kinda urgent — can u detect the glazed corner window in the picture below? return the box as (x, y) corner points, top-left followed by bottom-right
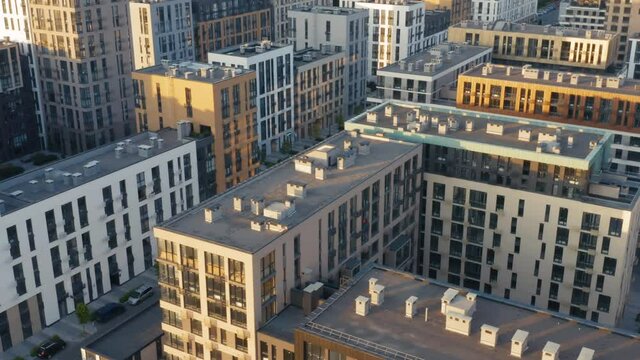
(228, 259), (245, 284)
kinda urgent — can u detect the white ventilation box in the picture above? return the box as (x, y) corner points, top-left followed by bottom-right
(577, 347), (595, 360)
(355, 296), (370, 316)
(286, 181), (307, 198)
(233, 196), (244, 212)
(385, 105), (393, 116)
(337, 153), (356, 170)
(371, 285), (385, 306)
(358, 141), (370, 155)
(438, 122), (448, 135)
(510, 330), (529, 358)
(367, 112), (378, 123)
(314, 167), (326, 180)
(518, 128), (532, 141)
(250, 197), (264, 216)
(204, 205), (221, 223)
(368, 278), (378, 293)
(343, 139), (353, 150)
(538, 132), (557, 144)
(250, 220), (264, 232)
(465, 120), (474, 132)
(480, 324), (499, 347)
(486, 122), (504, 136)
(405, 296), (418, 318)
(541, 341), (560, 360)
(441, 288), (459, 314)
(445, 311), (472, 336)
(294, 157), (314, 174)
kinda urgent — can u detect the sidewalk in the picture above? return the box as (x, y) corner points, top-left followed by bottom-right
(4, 269), (158, 360)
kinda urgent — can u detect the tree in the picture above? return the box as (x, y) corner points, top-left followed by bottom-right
(75, 303), (92, 334)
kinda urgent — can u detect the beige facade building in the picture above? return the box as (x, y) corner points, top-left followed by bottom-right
(28, 0), (134, 154)
(448, 21), (620, 71)
(347, 101), (640, 326)
(293, 49), (347, 139)
(129, 0), (195, 70)
(605, 0), (640, 63)
(132, 62), (260, 196)
(423, 0), (472, 25)
(194, 8), (272, 62)
(154, 131), (422, 359)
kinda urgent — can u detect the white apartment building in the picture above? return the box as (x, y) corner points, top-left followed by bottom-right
(288, 6), (369, 115)
(341, 0), (428, 77)
(0, 0), (46, 149)
(271, 0), (331, 42)
(155, 131), (422, 360)
(208, 41), (294, 155)
(293, 49), (347, 138)
(129, 0), (195, 70)
(346, 101), (640, 326)
(471, 0), (537, 22)
(558, 1), (606, 30)
(0, 129), (200, 352)
(626, 34), (640, 80)
(372, 42), (491, 103)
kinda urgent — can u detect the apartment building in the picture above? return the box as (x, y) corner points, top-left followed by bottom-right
(272, 0), (331, 42)
(129, 0), (195, 70)
(346, 101), (640, 326)
(286, 266), (639, 359)
(0, 129), (200, 353)
(605, 0), (640, 63)
(470, 0), (536, 22)
(132, 61), (260, 196)
(558, 0), (606, 30)
(0, 0), (46, 149)
(448, 21), (620, 71)
(154, 131), (422, 360)
(288, 6), (369, 115)
(627, 33), (640, 79)
(194, 8), (272, 62)
(372, 42), (491, 104)
(0, 39), (40, 161)
(423, 0), (472, 25)
(208, 41), (294, 155)
(293, 49), (347, 139)
(456, 63), (640, 175)
(28, 0), (135, 155)
(341, 0), (431, 77)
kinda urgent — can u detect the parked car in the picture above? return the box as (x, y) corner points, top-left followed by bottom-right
(37, 337), (66, 359)
(128, 284), (153, 305)
(93, 302), (126, 323)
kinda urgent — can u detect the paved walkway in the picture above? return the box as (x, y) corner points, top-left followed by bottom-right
(4, 269), (158, 360)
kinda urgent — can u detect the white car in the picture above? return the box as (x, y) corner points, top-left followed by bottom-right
(128, 284), (153, 305)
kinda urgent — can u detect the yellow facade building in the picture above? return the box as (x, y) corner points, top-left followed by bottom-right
(132, 62), (260, 195)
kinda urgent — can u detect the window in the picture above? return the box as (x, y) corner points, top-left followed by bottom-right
(433, 183), (445, 200)
(551, 265), (564, 282)
(603, 257), (617, 275)
(558, 208), (568, 226)
(7, 226), (20, 259)
(469, 190), (487, 208)
(136, 172), (147, 201)
(510, 217), (517, 234)
(453, 187), (466, 204)
(514, 237), (521, 254)
(517, 199), (525, 217)
(581, 212), (600, 231)
(556, 227), (569, 245)
(495, 195), (505, 211)
(601, 237), (610, 255)
(597, 295), (611, 313)
(608, 218), (623, 237)
(205, 253), (224, 277)
(229, 259), (245, 284)
(229, 284), (246, 308)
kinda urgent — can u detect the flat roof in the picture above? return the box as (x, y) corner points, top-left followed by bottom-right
(83, 305), (162, 359)
(453, 20), (617, 40)
(134, 61), (254, 84)
(346, 101), (606, 170)
(159, 132), (420, 253)
(259, 305), (306, 344)
(214, 41), (292, 58)
(462, 63), (640, 97)
(301, 266), (640, 360)
(293, 49), (345, 68)
(377, 43), (491, 78)
(0, 128), (193, 214)
(289, 5), (367, 15)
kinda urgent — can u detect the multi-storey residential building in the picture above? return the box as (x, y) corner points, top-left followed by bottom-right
(129, 0), (195, 70)
(448, 21), (619, 71)
(208, 41), (294, 155)
(347, 101), (640, 326)
(154, 131), (422, 360)
(288, 6), (369, 115)
(194, 8), (272, 62)
(285, 266), (639, 359)
(423, 0), (472, 25)
(293, 48), (347, 139)
(28, 0), (134, 154)
(272, 0), (331, 42)
(0, 129), (200, 352)
(0, 39), (40, 161)
(605, 0), (640, 63)
(627, 33), (640, 79)
(455, 63), (640, 175)
(558, 0), (606, 30)
(372, 42), (491, 104)
(340, 0), (428, 77)
(132, 61), (260, 196)
(470, 0), (536, 22)
(0, 1), (46, 149)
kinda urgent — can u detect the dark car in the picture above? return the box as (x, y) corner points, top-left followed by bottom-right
(37, 337), (66, 359)
(93, 302), (126, 323)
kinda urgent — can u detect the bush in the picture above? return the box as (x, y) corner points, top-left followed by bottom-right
(119, 290), (135, 303)
(13, 356), (25, 360)
(31, 152), (58, 166)
(0, 164), (24, 180)
(51, 335), (62, 342)
(30, 346), (39, 357)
